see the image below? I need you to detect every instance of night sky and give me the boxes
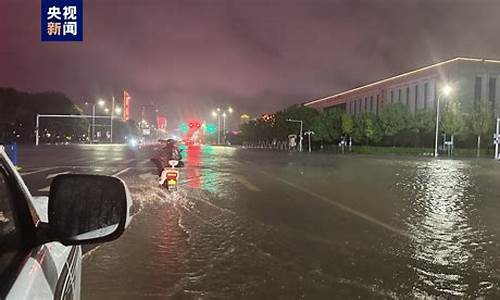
[2,0,500,125]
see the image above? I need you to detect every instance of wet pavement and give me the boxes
[18,145,500,298]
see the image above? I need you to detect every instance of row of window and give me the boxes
[474,76,497,103]
[347,81,435,115]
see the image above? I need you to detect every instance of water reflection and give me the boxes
[403,159,492,297]
[184,145,202,189]
[182,145,228,193]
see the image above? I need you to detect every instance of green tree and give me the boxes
[467,101,493,156]
[378,103,409,146]
[407,109,435,147]
[341,113,354,137]
[441,100,464,138]
[311,109,342,144]
[0,88,88,143]
[352,113,382,145]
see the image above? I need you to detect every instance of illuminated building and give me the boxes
[304,57,500,115]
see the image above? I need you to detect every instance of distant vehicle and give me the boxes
[0,145,132,299]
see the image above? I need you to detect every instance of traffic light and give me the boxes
[205,123,216,134]
[179,122,189,133]
[188,122,201,129]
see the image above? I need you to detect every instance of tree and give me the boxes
[407,109,435,147]
[441,100,465,155]
[352,113,382,145]
[311,109,342,144]
[0,88,88,143]
[378,103,408,146]
[341,113,354,137]
[441,100,464,137]
[467,101,493,156]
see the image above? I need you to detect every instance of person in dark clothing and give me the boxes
[151,139,182,175]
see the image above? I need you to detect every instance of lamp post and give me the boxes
[434,84,452,157]
[110,96,115,143]
[304,130,315,153]
[286,118,303,152]
[85,100,105,143]
[212,107,233,145]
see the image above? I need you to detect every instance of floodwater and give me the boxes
[82,147,500,299]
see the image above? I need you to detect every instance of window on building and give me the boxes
[376,94,379,115]
[475,76,482,102]
[414,84,418,111]
[424,82,428,109]
[370,96,373,112]
[390,91,394,104]
[489,77,496,104]
[359,99,362,113]
[398,89,402,103]
[364,97,368,112]
[406,87,410,106]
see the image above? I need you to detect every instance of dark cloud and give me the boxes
[1,0,500,125]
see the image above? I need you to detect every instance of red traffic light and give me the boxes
[188,122,201,129]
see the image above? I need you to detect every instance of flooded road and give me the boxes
[80,147,500,299]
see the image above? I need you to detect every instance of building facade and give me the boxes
[304,57,500,116]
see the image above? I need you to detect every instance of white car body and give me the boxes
[0,145,130,299]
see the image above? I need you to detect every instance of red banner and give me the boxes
[156,115,167,129]
[123,90,130,121]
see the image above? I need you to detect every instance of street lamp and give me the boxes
[434,84,452,157]
[84,101,99,143]
[98,99,105,107]
[286,118,303,152]
[212,107,233,145]
[304,130,315,153]
[115,106,122,115]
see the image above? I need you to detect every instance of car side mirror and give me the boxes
[48,174,132,245]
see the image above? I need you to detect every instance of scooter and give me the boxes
[159,160,180,191]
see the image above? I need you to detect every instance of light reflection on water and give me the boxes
[82,152,500,299]
[400,159,494,297]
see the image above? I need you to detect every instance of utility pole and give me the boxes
[92,104,96,143]
[434,85,452,157]
[495,117,500,160]
[110,96,115,143]
[222,112,227,144]
[35,114,39,146]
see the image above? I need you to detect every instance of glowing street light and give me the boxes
[115,106,122,115]
[104,108,110,113]
[442,85,452,97]
[434,84,453,157]
[211,107,234,144]
[98,99,105,107]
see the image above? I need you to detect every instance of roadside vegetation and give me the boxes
[0,87,141,144]
[240,101,494,157]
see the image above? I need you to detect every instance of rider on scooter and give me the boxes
[151,139,183,176]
